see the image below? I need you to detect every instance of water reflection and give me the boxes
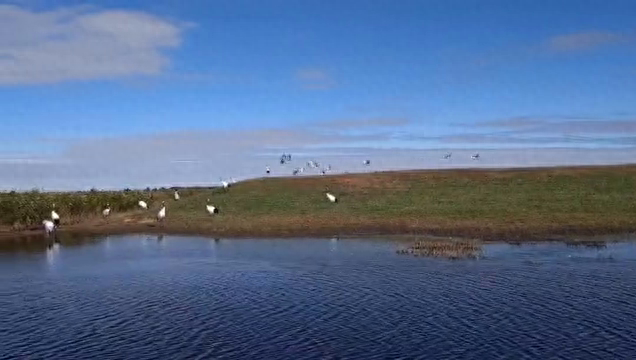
[565,240,607,249]
[1,235,636,360]
[330,236,339,251]
[45,239,60,266]
[0,232,100,254]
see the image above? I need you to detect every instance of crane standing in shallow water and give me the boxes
[43,220,55,237]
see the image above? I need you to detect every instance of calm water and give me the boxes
[2,235,636,359]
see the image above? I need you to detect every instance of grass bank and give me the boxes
[2,165,636,241]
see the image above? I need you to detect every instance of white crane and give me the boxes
[326,192,338,203]
[266,166,270,174]
[363,160,371,165]
[138,200,148,210]
[443,152,452,159]
[220,178,230,189]
[102,204,111,217]
[157,201,166,222]
[471,153,480,160]
[51,205,60,227]
[206,199,219,214]
[43,220,55,237]
[174,190,180,201]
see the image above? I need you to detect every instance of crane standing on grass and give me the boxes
[102,204,111,217]
[51,205,60,227]
[206,199,219,214]
[325,189,338,203]
[157,201,166,222]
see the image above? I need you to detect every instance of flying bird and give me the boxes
[443,152,452,159]
[363,160,371,165]
[471,153,480,160]
[266,166,270,174]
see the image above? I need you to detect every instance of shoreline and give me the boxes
[2,217,635,244]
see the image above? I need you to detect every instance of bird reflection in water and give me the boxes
[46,236,61,266]
[330,236,339,251]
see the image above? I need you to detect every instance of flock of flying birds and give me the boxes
[41,151,481,236]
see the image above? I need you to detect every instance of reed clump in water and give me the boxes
[397,239,483,259]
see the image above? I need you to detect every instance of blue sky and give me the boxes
[1,0,635,189]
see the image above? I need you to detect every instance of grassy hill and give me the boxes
[3,165,636,241]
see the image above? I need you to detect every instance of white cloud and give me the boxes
[0,5,190,84]
[2,146,636,191]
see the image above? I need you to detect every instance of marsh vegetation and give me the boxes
[2,165,635,240]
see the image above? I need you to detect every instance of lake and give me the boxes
[1,235,636,359]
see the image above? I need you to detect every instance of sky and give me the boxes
[1,0,636,190]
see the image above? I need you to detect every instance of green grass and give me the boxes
[3,165,636,240]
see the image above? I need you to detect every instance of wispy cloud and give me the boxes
[295,68,336,90]
[314,117,409,130]
[61,126,394,164]
[469,30,633,69]
[544,30,629,53]
[473,117,547,129]
[477,116,636,134]
[426,116,636,147]
[0,5,191,85]
[4,146,636,191]
[419,134,636,145]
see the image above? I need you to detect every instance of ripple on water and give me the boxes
[1,236,636,359]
